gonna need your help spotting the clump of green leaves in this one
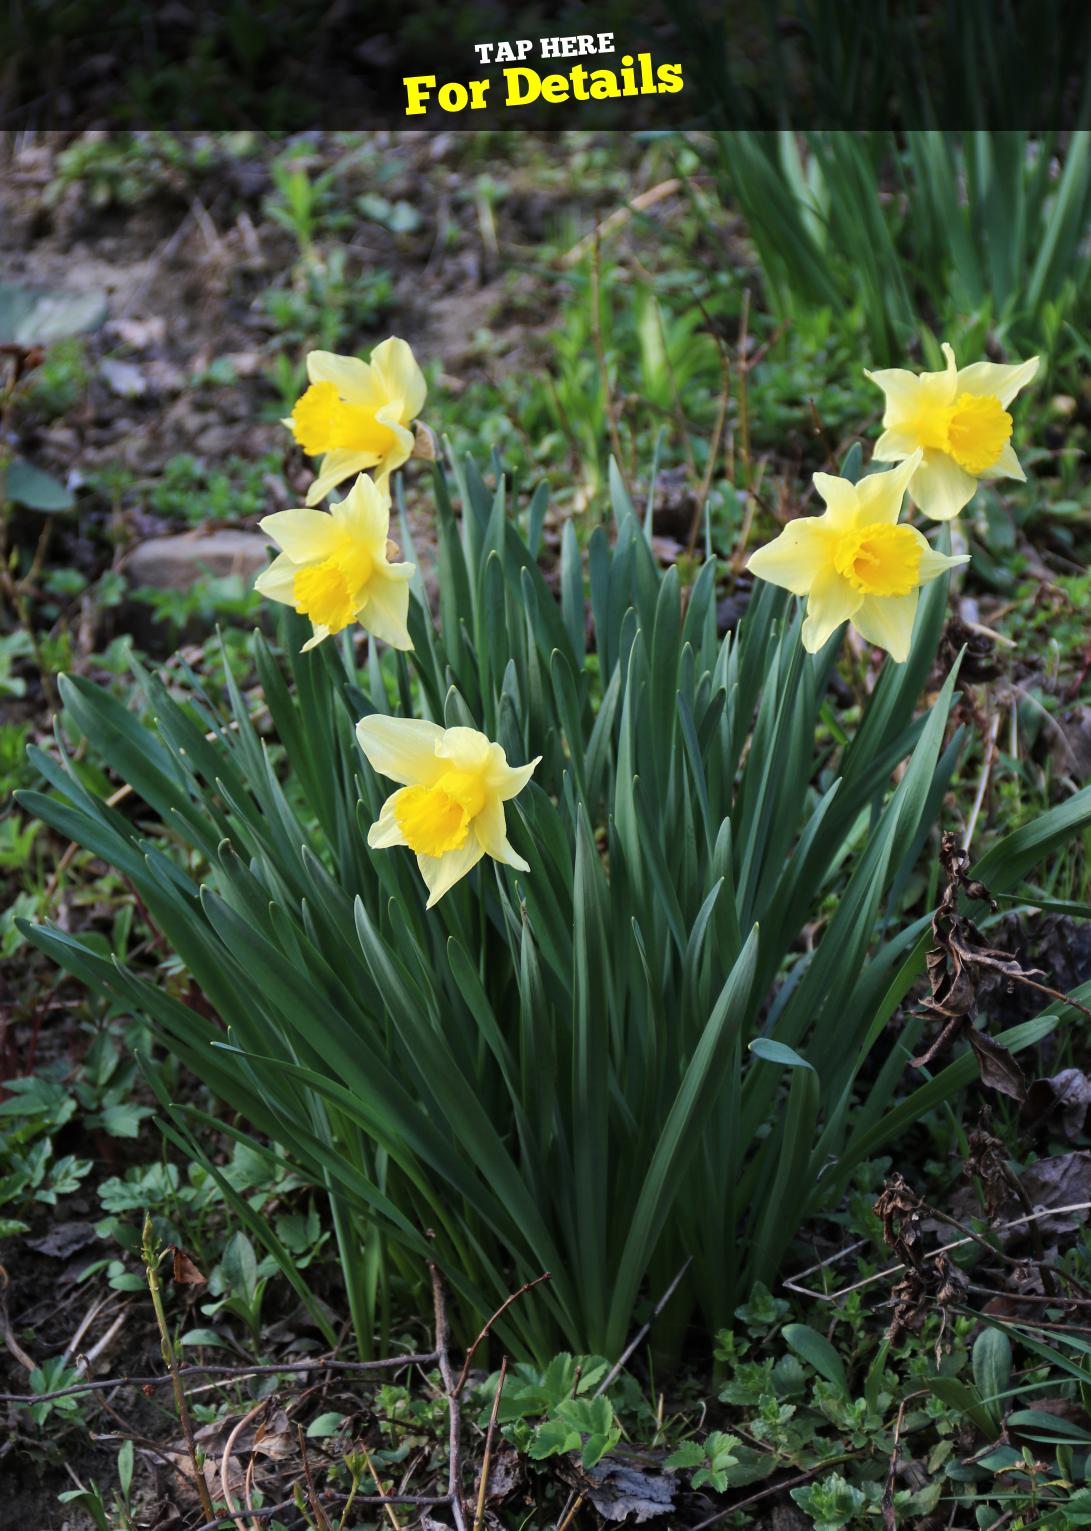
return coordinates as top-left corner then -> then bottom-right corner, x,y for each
20,451 -> 1091,1364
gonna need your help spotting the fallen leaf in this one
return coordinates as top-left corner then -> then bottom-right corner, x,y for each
26,1222 -> 100,1259
167,1405 -> 294,1495
1020,1152 -> 1091,1236
476,1442 -> 521,1503
1025,1068 -> 1091,1140
170,1246 -> 207,1285
579,1460 -> 676,1523
966,1026 -> 1027,1103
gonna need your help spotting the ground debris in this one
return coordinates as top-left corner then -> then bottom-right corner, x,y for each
559,1456 -> 677,1523
909,833 -> 1064,1102
874,1174 -> 967,1350
1025,1066 -> 1091,1139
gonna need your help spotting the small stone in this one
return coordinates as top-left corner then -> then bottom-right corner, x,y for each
99,358 -> 147,398
125,529 -> 270,589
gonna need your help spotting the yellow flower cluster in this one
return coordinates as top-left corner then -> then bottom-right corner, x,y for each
253,335 -> 537,906
255,336 -> 428,653
253,336 -> 1037,903
748,344 -> 1037,661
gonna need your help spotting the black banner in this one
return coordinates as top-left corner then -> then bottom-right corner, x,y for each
3,1 -> 1089,130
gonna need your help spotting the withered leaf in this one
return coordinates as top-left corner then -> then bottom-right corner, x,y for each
26,1221 -> 99,1259
170,1246 -> 207,1285
966,1027 -> 1027,1103
1025,1068 -> 1091,1140
1019,1152 -> 1091,1236
915,832 -> 1054,1097
580,1461 -> 676,1524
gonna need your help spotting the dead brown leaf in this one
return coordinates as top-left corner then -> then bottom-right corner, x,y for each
1019,1152 -> 1091,1236
170,1246 -> 207,1284
1025,1068 -> 1091,1140
910,832 -> 1049,1101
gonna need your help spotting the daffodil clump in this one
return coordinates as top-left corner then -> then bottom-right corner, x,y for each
32,320 -> 1088,1363
747,341 -> 1037,660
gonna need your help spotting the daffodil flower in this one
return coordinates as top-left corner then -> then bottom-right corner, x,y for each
747,451 -> 968,662
286,337 -> 427,506
254,473 -> 414,653
866,342 -> 1038,521
356,716 -> 540,907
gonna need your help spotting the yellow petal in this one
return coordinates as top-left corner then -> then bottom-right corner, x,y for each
918,546 -> 970,583
851,592 -> 919,662
955,355 -> 1039,408
811,472 -> 859,528
854,451 -> 923,526
488,752 -> 541,801
866,345 -> 957,424
355,715 -> 446,785
332,473 -> 391,550
253,550 -> 299,604
434,726 -> 494,775
368,790 -> 410,849
371,337 -> 427,420
307,350 -> 386,408
301,624 -> 331,652
864,365 -> 926,419
801,568 -> 861,652
417,840 -> 486,908
909,451 -> 977,521
357,568 -> 414,651
979,441 -> 1026,481
873,427 -> 920,462
305,450 -> 380,507
747,518 -> 830,596
368,405 -> 416,484
474,796 -> 530,871
258,508 -> 340,562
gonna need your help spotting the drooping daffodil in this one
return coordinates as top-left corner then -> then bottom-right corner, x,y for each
254,473 -> 414,653
356,716 -> 540,908
286,336 -> 427,506
866,342 -> 1038,521
747,451 -> 968,662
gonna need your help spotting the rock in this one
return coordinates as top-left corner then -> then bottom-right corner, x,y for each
99,357 -> 147,398
125,529 -> 270,589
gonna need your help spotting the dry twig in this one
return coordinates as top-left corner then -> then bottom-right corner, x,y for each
431,1262 -> 468,1531
473,1354 -> 508,1531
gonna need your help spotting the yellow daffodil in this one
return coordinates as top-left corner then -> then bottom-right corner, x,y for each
254,473 -> 414,653
356,716 -> 540,907
286,337 -> 427,506
747,451 -> 968,662
866,342 -> 1038,521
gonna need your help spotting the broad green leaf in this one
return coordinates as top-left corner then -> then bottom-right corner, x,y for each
782,1323 -> 848,1392
5,460 -> 74,512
